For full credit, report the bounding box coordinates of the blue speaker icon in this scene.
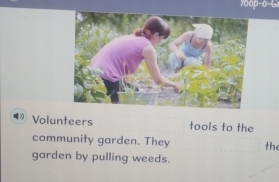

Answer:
[10,108,27,124]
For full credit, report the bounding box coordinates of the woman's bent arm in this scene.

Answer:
[142,45,179,90]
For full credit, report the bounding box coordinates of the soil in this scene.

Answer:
[134,64,241,109]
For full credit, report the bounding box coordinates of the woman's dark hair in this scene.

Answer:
[134,16,170,40]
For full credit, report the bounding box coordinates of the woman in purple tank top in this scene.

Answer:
[90,16,180,103]
[168,24,213,73]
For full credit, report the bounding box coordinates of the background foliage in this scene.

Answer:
[76,12,248,44]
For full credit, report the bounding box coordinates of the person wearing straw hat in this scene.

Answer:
[90,16,180,103]
[168,24,213,72]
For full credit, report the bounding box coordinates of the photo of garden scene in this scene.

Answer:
[74,12,248,109]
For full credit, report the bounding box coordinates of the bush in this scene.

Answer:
[74,24,119,103]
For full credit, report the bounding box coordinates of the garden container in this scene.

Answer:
[117,91,159,105]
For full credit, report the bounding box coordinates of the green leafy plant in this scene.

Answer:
[170,65,219,107]
[211,39,245,103]
[74,56,111,103]
[75,24,119,103]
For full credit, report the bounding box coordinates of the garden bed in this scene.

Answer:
[128,64,241,109]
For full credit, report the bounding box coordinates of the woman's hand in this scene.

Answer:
[169,31,192,61]
[175,50,186,60]
[173,83,182,93]
[143,45,182,91]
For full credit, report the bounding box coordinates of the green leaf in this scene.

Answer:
[227,78,237,85]
[93,83,107,93]
[74,83,83,100]
[188,81,200,92]
[82,68,90,75]
[88,66,104,76]
[223,65,234,74]
[219,86,228,93]
[84,91,93,103]
[84,82,93,89]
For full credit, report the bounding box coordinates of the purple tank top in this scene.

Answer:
[90,35,151,82]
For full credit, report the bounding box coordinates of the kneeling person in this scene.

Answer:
[168,24,213,72]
